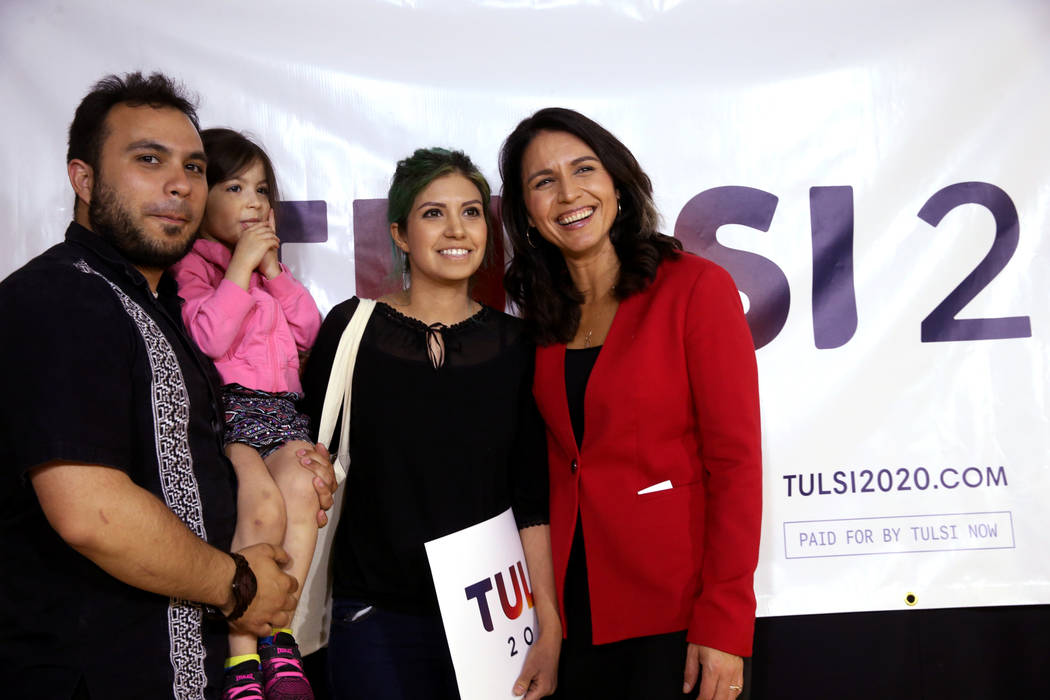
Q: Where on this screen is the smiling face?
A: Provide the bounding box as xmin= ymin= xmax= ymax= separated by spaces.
xmin=392 ymin=172 xmax=487 ymax=290
xmin=81 ymin=103 xmax=207 ymax=270
xmin=520 ymin=129 xmax=619 ymax=261
xmin=200 ymin=158 xmax=273 ymax=249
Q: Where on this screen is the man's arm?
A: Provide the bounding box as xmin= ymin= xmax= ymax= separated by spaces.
xmin=31 ymin=461 xmax=298 ymax=637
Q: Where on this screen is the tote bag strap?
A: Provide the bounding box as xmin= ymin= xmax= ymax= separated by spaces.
xmin=291 ymin=297 xmax=376 ymax=656
xmin=317 ymin=298 xmax=376 ymax=483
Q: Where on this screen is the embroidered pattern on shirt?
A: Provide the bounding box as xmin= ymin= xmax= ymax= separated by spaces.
xmin=74 ymin=259 xmax=209 ymax=700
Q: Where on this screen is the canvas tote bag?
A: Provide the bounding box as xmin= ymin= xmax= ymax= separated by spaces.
xmin=291 ymin=298 xmax=376 ymax=655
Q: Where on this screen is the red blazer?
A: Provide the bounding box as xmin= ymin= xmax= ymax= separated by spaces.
xmin=533 ymin=253 xmax=762 ymax=655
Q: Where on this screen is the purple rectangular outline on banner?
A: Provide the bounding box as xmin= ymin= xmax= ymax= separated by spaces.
xmin=276 ymin=200 xmax=328 ymax=244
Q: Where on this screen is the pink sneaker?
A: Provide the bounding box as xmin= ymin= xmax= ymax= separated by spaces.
xmin=259 ymin=633 xmax=314 ymax=700
xmin=222 ymin=662 xmax=264 ymax=700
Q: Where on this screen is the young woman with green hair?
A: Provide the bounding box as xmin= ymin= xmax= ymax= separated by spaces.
xmin=301 ymin=148 xmax=560 ymax=700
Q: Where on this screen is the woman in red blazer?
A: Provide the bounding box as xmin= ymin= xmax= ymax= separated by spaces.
xmin=499 ymin=108 xmax=762 ymax=700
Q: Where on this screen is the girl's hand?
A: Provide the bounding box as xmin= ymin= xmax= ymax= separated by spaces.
xmin=257 ymin=211 xmax=282 ymax=280
xmin=226 ymin=212 xmax=279 ymax=289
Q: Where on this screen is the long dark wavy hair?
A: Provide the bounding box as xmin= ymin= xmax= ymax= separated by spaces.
xmin=500 ymin=107 xmax=681 ymax=345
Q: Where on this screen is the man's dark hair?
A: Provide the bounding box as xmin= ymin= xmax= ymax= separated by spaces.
xmin=67 ymin=72 xmax=200 ymax=171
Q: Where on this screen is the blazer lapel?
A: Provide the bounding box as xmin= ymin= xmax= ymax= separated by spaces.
xmin=534 ymin=343 xmax=577 ymax=457
xmin=578 ymin=292 xmax=643 ymax=452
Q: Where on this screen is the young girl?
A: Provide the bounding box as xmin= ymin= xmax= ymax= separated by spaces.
xmin=173 ymin=128 xmax=323 ymax=700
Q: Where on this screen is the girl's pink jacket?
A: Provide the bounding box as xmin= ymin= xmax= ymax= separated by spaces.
xmin=172 ymin=238 xmax=321 ymax=394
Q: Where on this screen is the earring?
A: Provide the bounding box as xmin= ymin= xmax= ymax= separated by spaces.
xmin=400 ymin=250 xmax=411 ymax=289
xmin=525 ymin=227 xmax=538 ymax=249
xmin=617 ymin=199 xmax=622 ymax=216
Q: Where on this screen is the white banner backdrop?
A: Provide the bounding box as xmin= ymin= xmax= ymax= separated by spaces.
xmin=2 ymin=0 xmax=1048 ymax=617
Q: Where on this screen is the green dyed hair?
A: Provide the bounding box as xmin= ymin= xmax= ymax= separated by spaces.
xmin=387 ymin=147 xmax=494 ymax=280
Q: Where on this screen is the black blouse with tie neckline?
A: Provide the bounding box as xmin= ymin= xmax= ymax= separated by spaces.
xmin=300 ymin=297 xmax=549 ymax=615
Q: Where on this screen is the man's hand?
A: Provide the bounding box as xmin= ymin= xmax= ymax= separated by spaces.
xmin=226 ymin=543 xmax=299 ymax=638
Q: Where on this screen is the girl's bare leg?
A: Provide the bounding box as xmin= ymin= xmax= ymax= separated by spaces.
xmin=227 ymin=442 xmax=287 ymax=657
xmin=263 ymin=440 xmax=322 ymax=608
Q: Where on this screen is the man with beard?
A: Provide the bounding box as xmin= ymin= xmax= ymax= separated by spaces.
xmin=0 ymin=73 xmax=335 ymax=699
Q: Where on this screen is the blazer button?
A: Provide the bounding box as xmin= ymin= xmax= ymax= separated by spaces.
xmin=570 ymin=459 xmax=578 ymax=474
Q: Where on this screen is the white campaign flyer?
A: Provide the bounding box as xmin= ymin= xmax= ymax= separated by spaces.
xmin=426 ymin=508 xmax=537 ymax=700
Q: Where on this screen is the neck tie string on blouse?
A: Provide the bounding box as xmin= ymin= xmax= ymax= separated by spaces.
xmin=425 ymin=322 xmax=447 ymax=369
